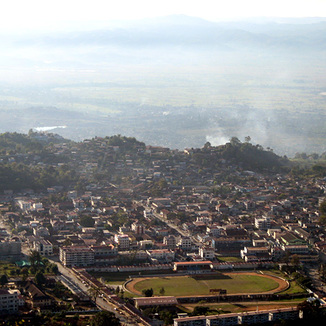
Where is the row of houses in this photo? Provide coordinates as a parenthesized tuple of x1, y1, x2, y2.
(0, 280, 52, 315)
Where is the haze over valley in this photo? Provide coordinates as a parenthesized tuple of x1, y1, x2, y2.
(1, 15, 326, 155)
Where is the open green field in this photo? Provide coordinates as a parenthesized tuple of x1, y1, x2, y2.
(128, 273, 284, 297)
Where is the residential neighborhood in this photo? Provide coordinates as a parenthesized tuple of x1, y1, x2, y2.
(0, 132, 326, 325)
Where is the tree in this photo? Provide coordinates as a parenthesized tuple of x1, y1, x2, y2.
(159, 287, 165, 296)
(80, 215, 95, 227)
(62, 238, 72, 246)
(320, 200, 326, 216)
(319, 200, 326, 225)
(159, 309, 175, 325)
(291, 254, 300, 269)
(192, 306, 210, 316)
(244, 136, 251, 143)
(203, 141, 211, 149)
(142, 288, 154, 297)
(283, 250, 291, 266)
(91, 311, 120, 326)
(298, 298, 321, 320)
(229, 137, 241, 146)
(51, 264, 59, 275)
(29, 250, 42, 271)
(87, 286, 100, 302)
(35, 271, 46, 286)
(21, 268, 29, 281)
(0, 274, 8, 287)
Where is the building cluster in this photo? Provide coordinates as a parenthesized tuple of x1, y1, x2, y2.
(0, 279, 54, 315)
(0, 136, 326, 322)
(0, 139, 325, 273)
(174, 307, 302, 326)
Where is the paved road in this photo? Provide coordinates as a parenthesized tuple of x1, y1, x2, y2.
(55, 262, 135, 325)
(150, 207, 202, 247)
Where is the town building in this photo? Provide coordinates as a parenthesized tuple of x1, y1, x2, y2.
(199, 245, 215, 260)
(59, 246, 94, 267)
(0, 289, 20, 314)
(114, 234, 130, 250)
(134, 296, 178, 309)
(33, 239, 53, 256)
(24, 281, 52, 308)
(254, 216, 271, 230)
(131, 221, 145, 235)
(163, 235, 176, 250)
(0, 238, 21, 261)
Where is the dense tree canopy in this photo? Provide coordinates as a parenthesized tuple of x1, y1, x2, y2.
(80, 215, 95, 227)
(90, 311, 120, 326)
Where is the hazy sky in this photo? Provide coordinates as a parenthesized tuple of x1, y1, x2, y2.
(2, 0, 326, 32)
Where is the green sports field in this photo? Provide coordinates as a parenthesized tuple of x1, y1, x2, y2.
(128, 273, 285, 297)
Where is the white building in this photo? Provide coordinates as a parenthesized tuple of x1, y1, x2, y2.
(178, 237, 192, 251)
(32, 202, 43, 211)
(199, 246, 215, 260)
(240, 246, 271, 262)
(280, 245, 309, 254)
(33, 239, 53, 256)
(207, 225, 223, 237)
(0, 289, 20, 314)
(255, 216, 271, 230)
(143, 210, 154, 219)
(114, 234, 130, 250)
(147, 249, 175, 262)
(238, 311, 270, 325)
(17, 200, 31, 211)
(207, 313, 239, 326)
(59, 246, 94, 267)
(175, 307, 302, 326)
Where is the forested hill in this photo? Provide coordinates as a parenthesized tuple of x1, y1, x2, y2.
(0, 131, 68, 155)
(0, 132, 320, 193)
(192, 137, 291, 172)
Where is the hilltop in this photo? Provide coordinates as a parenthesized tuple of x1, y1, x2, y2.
(0, 132, 293, 193)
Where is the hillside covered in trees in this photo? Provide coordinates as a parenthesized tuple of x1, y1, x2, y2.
(0, 132, 325, 193)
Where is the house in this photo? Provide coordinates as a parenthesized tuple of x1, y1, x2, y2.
(24, 281, 52, 308)
(147, 249, 175, 262)
(198, 246, 215, 260)
(114, 234, 130, 250)
(216, 203, 229, 214)
(33, 239, 53, 256)
(163, 235, 176, 250)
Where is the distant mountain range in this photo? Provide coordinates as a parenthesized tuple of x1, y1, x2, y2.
(10, 15, 326, 53)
